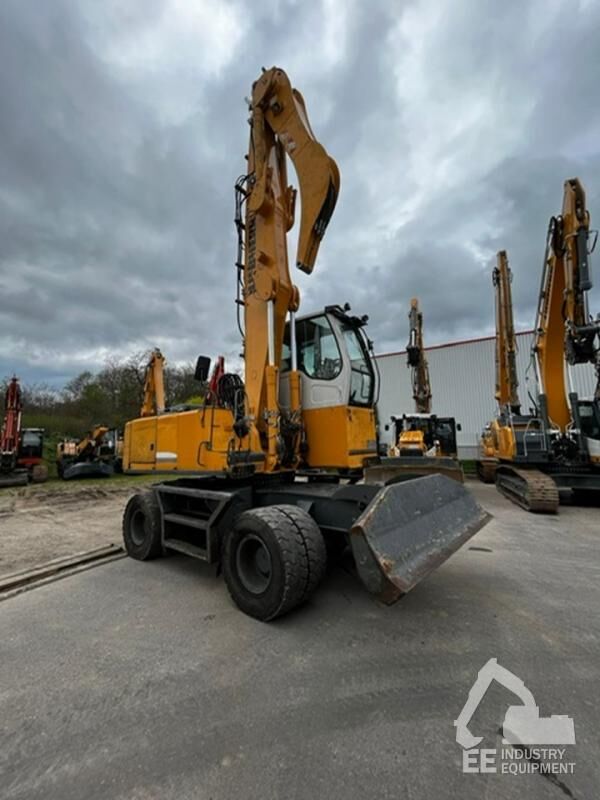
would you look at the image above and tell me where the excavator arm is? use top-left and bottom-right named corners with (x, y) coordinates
top-left (532, 178), bottom-right (600, 429)
top-left (493, 251), bottom-right (521, 414)
top-left (250, 68), bottom-right (340, 274)
top-left (406, 298), bottom-right (432, 414)
top-left (140, 349), bottom-right (166, 417)
top-left (76, 426), bottom-right (109, 458)
top-left (1, 377), bottom-right (22, 460)
top-left (243, 67), bottom-right (340, 471)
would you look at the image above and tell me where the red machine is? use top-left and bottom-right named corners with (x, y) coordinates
top-left (0, 376), bottom-right (48, 487)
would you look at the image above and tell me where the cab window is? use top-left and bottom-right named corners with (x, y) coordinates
top-left (340, 322), bottom-right (374, 406)
top-left (282, 316), bottom-right (342, 380)
top-left (579, 403), bottom-right (600, 439)
top-left (21, 431), bottom-right (42, 448)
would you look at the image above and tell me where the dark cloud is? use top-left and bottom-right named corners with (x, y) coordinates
top-left (1, 0), bottom-right (599, 386)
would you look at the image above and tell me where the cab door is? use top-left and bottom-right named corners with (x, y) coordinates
top-left (125, 417), bottom-right (157, 469)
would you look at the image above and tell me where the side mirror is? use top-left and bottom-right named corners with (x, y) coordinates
top-left (457, 423), bottom-right (462, 432)
top-left (194, 355), bottom-right (211, 382)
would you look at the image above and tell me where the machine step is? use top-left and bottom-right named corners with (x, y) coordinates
top-left (164, 538), bottom-right (209, 560)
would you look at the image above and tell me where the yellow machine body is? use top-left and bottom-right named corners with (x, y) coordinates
top-left (125, 304), bottom-right (380, 476)
top-left (301, 405), bottom-right (377, 470)
top-left (397, 429), bottom-right (427, 456)
top-left (125, 408), bottom-right (247, 474)
top-left (480, 418), bottom-right (515, 462)
top-left (125, 400), bottom-right (379, 477)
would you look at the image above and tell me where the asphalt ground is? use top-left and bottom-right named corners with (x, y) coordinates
top-left (1, 482), bottom-right (598, 799)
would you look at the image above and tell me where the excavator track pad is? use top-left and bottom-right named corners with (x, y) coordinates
top-left (62, 462), bottom-right (114, 481)
top-left (476, 459), bottom-right (497, 484)
top-left (349, 474), bottom-right (491, 604)
top-left (495, 466), bottom-right (559, 514)
top-left (0, 472), bottom-right (29, 488)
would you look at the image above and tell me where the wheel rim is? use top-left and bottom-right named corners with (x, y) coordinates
top-left (235, 534), bottom-right (272, 594)
top-left (130, 509), bottom-right (146, 546)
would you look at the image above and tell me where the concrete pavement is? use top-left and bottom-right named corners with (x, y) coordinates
top-left (0, 483), bottom-right (598, 799)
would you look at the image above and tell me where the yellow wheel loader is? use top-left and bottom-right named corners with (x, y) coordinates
top-left (122, 67), bottom-right (489, 620)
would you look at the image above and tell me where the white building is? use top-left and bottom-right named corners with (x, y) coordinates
top-left (375, 331), bottom-right (598, 459)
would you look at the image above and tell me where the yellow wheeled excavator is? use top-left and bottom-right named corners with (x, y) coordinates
top-left (122, 67), bottom-right (488, 621)
top-left (478, 179), bottom-right (600, 512)
top-left (381, 298), bottom-right (463, 482)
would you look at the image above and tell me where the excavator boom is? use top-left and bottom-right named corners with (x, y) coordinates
top-left (242, 67), bottom-right (340, 471)
top-left (249, 69), bottom-right (340, 275)
top-left (141, 349), bottom-right (166, 417)
top-left (406, 298), bottom-right (432, 414)
top-left (494, 251), bottom-right (520, 414)
top-left (1, 377), bottom-right (22, 457)
top-left (533, 177), bottom-right (600, 429)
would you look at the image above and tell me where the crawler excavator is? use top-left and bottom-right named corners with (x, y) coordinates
top-left (478, 179), bottom-right (600, 512)
top-left (477, 250), bottom-right (523, 484)
top-left (122, 67), bottom-right (488, 621)
top-left (382, 298), bottom-right (463, 482)
top-left (57, 426), bottom-right (122, 479)
top-left (0, 376), bottom-right (48, 487)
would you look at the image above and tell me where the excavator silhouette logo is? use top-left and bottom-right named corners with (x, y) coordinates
top-left (455, 658), bottom-right (575, 749)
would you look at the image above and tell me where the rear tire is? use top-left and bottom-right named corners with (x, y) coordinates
top-left (223, 505), bottom-right (326, 621)
top-left (122, 491), bottom-right (163, 560)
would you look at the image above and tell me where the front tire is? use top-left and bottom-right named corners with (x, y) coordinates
top-left (223, 505), bottom-right (326, 621)
top-left (122, 491), bottom-right (163, 560)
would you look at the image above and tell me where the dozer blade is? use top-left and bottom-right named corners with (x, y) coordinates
top-left (365, 455), bottom-right (464, 484)
top-left (349, 474), bottom-right (490, 604)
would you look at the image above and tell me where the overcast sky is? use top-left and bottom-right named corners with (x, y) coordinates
top-left (1, 0), bottom-right (600, 386)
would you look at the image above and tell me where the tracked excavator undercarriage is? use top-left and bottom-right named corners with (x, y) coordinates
top-left (494, 466), bottom-right (560, 513)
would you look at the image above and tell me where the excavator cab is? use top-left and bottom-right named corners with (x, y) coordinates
top-left (378, 413), bottom-right (464, 483)
top-left (280, 304), bottom-right (379, 472)
top-left (577, 399), bottom-right (600, 462)
top-left (392, 414), bottom-right (460, 458)
top-left (18, 428), bottom-right (44, 461)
